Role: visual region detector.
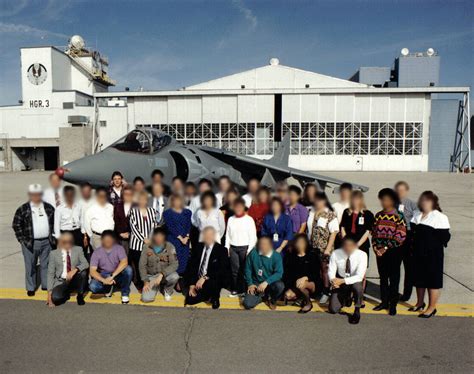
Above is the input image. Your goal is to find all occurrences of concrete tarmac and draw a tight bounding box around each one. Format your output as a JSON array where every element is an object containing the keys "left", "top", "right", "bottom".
[{"left": 1, "top": 300, "right": 473, "bottom": 373}]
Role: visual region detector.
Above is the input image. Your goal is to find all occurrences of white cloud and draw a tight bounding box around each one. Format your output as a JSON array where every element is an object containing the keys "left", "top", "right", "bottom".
[
  {"left": 232, "top": 0, "right": 257, "bottom": 31},
  {"left": 0, "top": 22, "right": 69, "bottom": 39}
]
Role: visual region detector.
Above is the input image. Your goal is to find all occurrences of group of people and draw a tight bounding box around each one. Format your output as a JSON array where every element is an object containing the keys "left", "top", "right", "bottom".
[{"left": 12, "top": 170, "right": 451, "bottom": 324}]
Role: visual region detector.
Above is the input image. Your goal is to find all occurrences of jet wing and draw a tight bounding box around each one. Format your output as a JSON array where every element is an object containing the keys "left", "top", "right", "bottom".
[{"left": 197, "top": 145, "right": 368, "bottom": 192}]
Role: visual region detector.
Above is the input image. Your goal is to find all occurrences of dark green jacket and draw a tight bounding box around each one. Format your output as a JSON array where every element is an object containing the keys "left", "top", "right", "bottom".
[{"left": 245, "top": 248, "right": 283, "bottom": 286}]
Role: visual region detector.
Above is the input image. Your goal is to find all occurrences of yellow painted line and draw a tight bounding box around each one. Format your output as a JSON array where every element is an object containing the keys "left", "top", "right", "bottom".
[{"left": 0, "top": 288, "right": 472, "bottom": 317}]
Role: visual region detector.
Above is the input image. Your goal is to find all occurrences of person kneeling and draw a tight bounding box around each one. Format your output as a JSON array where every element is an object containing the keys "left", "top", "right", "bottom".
[
  {"left": 140, "top": 227, "right": 179, "bottom": 302},
  {"left": 184, "top": 226, "right": 230, "bottom": 309},
  {"left": 47, "top": 232, "right": 89, "bottom": 307},
  {"left": 328, "top": 235, "right": 367, "bottom": 324},
  {"left": 243, "top": 236, "right": 284, "bottom": 310},
  {"left": 89, "top": 230, "right": 133, "bottom": 304}
]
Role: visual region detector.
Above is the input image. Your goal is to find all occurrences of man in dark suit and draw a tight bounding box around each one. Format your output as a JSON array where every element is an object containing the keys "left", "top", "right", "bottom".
[
  {"left": 184, "top": 226, "right": 230, "bottom": 309},
  {"left": 47, "top": 232, "right": 89, "bottom": 307},
  {"left": 12, "top": 184, "right": 55, "bottom": 296},
  {"left": 114, "top": 185, "right": 135, "bottom": 253},
  {"left": 147, "top": 182, "right": 168, "bottom": 225}
]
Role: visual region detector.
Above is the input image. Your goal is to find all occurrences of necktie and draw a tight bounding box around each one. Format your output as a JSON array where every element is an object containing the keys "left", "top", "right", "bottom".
[
  {"left": 55, "top": 191, "right": 60, "bottom": 207},
  {"left": 345, "top": 256, "right": 351, "bottom": 275},
  {"left": 67, "top": 252, "right": 71, "bottom": 272},
  {"left": 199, "top": 247, "right": 210, "bottom": 278}
]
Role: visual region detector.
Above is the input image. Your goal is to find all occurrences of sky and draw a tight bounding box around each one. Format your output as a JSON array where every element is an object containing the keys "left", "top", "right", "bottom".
[{"left": 0, "top": 0, "right": 472, "bottom": 105}]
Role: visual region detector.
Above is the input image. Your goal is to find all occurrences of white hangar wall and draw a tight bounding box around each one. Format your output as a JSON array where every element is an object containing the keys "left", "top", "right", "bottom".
[{"left": 98, "top": 92, "right": 430, "bottom": 171}]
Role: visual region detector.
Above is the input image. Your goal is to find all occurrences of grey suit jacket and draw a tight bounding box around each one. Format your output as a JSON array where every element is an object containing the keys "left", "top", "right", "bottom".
[
  {"left": 147, "top": 196, "right": 168, "bottom": 225},
  {"left": 47, "top": 246, "right": 89, "bottom": 291}
]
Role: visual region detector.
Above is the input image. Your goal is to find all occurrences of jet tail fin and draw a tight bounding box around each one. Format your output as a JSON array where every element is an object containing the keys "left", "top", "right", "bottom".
[{"left": 269, "top": 132, "right": 290, "bottom": 167}]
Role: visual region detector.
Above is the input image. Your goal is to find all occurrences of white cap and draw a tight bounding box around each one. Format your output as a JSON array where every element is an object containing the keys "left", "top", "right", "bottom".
[{"left": 28, "top": 184, "right": 43, "bottom": 194}]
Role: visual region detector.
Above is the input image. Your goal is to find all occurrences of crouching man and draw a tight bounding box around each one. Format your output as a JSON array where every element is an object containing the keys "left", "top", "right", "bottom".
[
  {"left": 328, "top": 235, "right": 367, "bottom": 324},
  {"left": 89, "top": 230, "right": 133, "bottom": 304},
  {"left": 140, "top": 227, "right": 179, "bottom": 302},
  {"left": 243, "top": 236, "right": 284, "bottom": 310},
  {"left": 184, "top": 226, "right": 230, "bottom": 310},
  {"left": 47, "top": 232, "right": 89, "bottom": 307}
]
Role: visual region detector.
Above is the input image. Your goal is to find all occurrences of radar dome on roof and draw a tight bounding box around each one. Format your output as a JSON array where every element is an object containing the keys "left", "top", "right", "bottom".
[
  {"left": 69, "top": 35, "right": 85, "bottom": 51},
  {"left": 269, "top": 58, "right": 280, "bottom": 66}
]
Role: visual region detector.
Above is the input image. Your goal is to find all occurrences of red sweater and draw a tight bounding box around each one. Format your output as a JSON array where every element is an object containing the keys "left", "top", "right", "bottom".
[{"left": 248, "top": 203, "right": 270, "bottom": 233}]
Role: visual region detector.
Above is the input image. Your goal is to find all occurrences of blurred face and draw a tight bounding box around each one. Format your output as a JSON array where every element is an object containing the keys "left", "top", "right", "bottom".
[
  {"left": 271, "top": 200, "right": 282, "bottom": 215},
  {"left": 342, "top": 239, "right": 357, "bottom": 255},
  {"left": 172, "top": 179, "right": 184, "bottom": 192},
  {"left": 219, "top": 178, "right": 231, "bottom": 193},
  {"left": 294, "top": 237, "right": 307, "bottom": 254},
  {"left": 29, "top": 192, "right": 42, "bottom": 204},
  {"left": 289, "top": 191, "right": 300, "bottom": 205},
  {"left": 202, "top": 228, "right": 216, "bottom": 246},
  {"left": 419, "top": 196, "right": 434, "bottom": 212},
  {"left": 199, "top": 183, "right": 211, "bottom": 194},
  {"left": 277, "top": 188, "right": 288, "bottom": 202},
  {"left": 258, "top": 237, "right": 273, "bottom": 255},
  {"left": 234, "top": 202, "right": 245, "bottom": 215},
  {"left": 152, "top": 233, "right": 166, "bottom": 246},
  {"left": 305, "top": 185, "right": 316, "bottom": 202},
  {"left": 380, "top": 195, "right": 395, "bottom": 211},
  {"left": 50, "top": 174, "right": 61, "bottom": 189},
  {"left": 202, "top": 195, "right": 213, "bottom": 209},
  {"left": 352, "top": 195, "right": 364, "bottom": 211},
  {"left": 226, "top": 191, "right": 238, "bottom": 204},
  {"left": 138, "top": 194, "right": 148, "bottom": 208},
  {"left": 134, "top": 181, "right": 145, "bottom": 193},
  {"left": 258, "top": 190, "right": 269, "bottom": 204},
  {"left": 152, "top": 174, "right": 162, "bottom": 184},
  {"left": 101, "top": 235, "right": 115, "bottom": 249},
  {"left": 96, "top": 191, "right": 107, "bottom": 205},
  {"left": 171, "top": 196, "right": 184, "bottom": 210},
  {"left": 81, "top": 186, "right": 92, "bottom": 200},
  {"left": 314, "top": 198, "right": 326, "bottom": 211},
  {"left": 58, "top": 234, "right": 74, "bottom": 250},
  {"left": 340, "top": 188, "right": 351, "bottom": 202},
  {"left": 396, "top": 184, "right": 409, "bottom": 200},
  {"left": 123, "top": 189, "right": 134, "bottom": 204},
  {"left": 185, "top": 185, "right": 197, "bottom": 197},
  {"left": 248, "top": 180, "right": 260, "bottom": 194},
  {"left": 64, "top": 190, "right": 75, "bottom": 205},
  {"left": 152, "top": 183, "right": 163, "bottom": 197},
  {"left": 112, "top": 175, "right": 122, "bottom": 188}
]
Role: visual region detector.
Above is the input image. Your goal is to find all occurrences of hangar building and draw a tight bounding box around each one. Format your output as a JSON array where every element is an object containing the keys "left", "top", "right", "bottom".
[{"left": 0, "top": 37, "right": 470, "bottom": 173}]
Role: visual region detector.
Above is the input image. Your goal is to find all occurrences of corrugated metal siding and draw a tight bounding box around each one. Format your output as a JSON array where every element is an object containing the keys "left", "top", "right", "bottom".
[{"left": 428, "top": 99, "right": 459, "bottom": 171}]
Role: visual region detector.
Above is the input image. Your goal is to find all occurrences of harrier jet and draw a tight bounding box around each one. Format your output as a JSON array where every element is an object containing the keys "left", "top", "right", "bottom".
[{"left": 58, "top": 128, "right": 367, "bottom": 191}]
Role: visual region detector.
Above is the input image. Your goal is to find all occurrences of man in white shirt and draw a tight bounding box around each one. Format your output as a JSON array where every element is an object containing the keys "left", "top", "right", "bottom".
[
  {"left": 242, "top": 177, "right": 260, "bottom": 208},
  {"left": 189, "top": 179, "right": 213, "bottom": 249},
  {"left": 332, "top": 183, "right": 353, "bottom": 223},
  {"left": 225, "top": 198, "right": 257, "bottom": 296},
  {"left": 83, "top": 187, "right": 115, "bottom": 250},
  {"left": 328, "top": 235, "right": 367, "bottom": 324},
  {"left": 54, "top": 186, "right": 82, "bottom": 245},
  {"left": 43, "top": 173, "right": 63, "bottom": 208},
  {"left": 12, "top": 184, "right": 55, "bottom": 296},
  {"left": 148, "top": 182, "right": 168, "bottom": 224},
  {"left": 215, "top": 175, "right": 232, "bottom": 209}
]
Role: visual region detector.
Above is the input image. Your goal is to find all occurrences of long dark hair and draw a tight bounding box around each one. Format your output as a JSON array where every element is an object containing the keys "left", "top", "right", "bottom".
[
  {"left": 418, "top": 190, "right": 442, "bottom": 212},
  {"left": 313, "top": 191, "right": 333, "bottom": 211},
  {"left": 289, "top": 234, "right": 310, "bottom": 254}
]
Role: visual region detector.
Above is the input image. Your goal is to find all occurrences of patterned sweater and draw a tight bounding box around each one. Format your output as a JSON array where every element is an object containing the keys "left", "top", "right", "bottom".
[{"left": 372, "top": 209, "right": 407, "bottom": 249}]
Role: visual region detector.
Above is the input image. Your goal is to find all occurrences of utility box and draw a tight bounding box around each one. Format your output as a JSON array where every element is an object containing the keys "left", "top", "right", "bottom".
[{"left": 59, "top": 126, "right": 93, "bottom": 166}]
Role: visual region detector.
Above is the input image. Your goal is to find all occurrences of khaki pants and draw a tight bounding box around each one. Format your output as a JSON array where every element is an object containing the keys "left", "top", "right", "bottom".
[
  {"left": 141, "top": 273, "right": 180, "bottom": 302},
  {"left": 91, "top": 233, "right": 102, "bottom": 251}
]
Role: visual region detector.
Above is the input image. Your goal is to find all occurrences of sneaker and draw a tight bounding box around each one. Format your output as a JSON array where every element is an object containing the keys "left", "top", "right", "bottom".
[
  {"left": 164, "top": 292, "right": 172, "bottom": 302},
  {"left": 319, "top": 294, "right": 329, "bottom": 305},
  {"left": 121, "top": 296, "right": 130, "bottom": 304},
  {"left": 229, "top": 291, "right": 240, "bottom": 298}
]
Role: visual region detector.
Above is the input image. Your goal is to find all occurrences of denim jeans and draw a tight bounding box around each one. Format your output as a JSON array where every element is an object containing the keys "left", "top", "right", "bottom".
[
  {"left": 243, "top": 280, "right": 285, "bottom": 309},
  {"left": 89, "top": 266, "right": 133, "bottom": 297}
]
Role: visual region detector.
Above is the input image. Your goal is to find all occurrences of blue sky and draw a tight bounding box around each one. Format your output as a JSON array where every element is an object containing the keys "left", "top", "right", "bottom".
[{"left": 0, "top": 0, "right": 472, "bottom": 105}]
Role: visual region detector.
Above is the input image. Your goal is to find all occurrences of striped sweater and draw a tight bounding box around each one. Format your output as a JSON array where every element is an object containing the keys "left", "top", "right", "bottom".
[{"left": 372, "top": 209, "right": 406, "bottom": 249}]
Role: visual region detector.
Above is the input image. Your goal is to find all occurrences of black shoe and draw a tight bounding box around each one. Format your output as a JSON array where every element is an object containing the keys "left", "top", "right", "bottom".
[
  {"left": 77, "top": 294, "right": 85, "bottom": 306},
  {"left": 212, "top": 299, "right": 220, "bottom": 310},
  {"left": 41, "top": 287, "right": 47, "bottom": 291},
  {"left": 27, "top": 290, "right": 35, "bottom": 297},
  {"left": 418, "top": 309, "right": 437, "bottom": 318},
  {"left": 389, "top": 304, "right": 397, "bottom": 316},
  {"left": 408, "top": 303, "right": 426, "bottom": 312},
  {"left": 372, "top": 303, "right": 388, "bottom": 311},
  {"left": 349, "top": 310, "right": 361, "bottom": 324}
]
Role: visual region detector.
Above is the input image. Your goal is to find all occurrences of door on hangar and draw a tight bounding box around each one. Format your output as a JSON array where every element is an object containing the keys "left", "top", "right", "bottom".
[{"left": 44, "top": 147, "right": 59, "bottom": 170}]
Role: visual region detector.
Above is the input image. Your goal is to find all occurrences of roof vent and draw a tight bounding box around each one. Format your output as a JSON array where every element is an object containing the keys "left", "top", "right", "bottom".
[{"left": 269, "top": 58, "right": 279, "bottom": 66}]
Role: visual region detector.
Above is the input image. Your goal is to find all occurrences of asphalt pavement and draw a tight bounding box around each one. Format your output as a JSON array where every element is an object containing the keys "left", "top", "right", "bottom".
[{"left": 1, "top": 299, "right": 473, "bottom": 373}]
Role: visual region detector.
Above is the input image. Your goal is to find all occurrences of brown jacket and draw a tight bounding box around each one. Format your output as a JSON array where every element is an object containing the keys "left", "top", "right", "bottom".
[{"left": 139, "top": 241, "right": 178, "bottom": 282}]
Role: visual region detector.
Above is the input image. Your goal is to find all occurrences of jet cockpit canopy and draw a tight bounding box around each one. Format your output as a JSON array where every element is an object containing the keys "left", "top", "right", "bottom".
[{"left": 112, "top": 128, "right": 172, "bottom": 154}]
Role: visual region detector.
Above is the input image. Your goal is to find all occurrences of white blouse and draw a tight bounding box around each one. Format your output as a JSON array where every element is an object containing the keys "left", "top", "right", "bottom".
[{"left": 195, "top": 208, "right": 226, "bottom": 243}]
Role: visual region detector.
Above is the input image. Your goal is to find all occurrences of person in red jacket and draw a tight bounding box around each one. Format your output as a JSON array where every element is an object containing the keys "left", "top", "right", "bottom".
[{"left": 248, "top": 186, "right": 271, "bottom": 236}]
